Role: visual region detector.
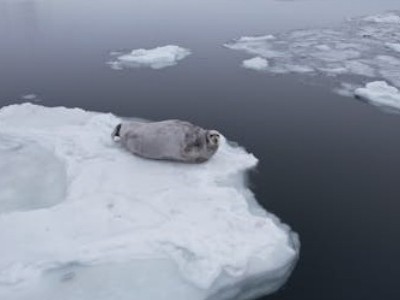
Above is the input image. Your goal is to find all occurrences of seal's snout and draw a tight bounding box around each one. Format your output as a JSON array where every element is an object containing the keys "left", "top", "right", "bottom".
[
  {"left": 112, "top": 123, "right": 122, "bottom": 142},
  {"left": 207, "top": 130, "right": 220, "bottom": 147}
]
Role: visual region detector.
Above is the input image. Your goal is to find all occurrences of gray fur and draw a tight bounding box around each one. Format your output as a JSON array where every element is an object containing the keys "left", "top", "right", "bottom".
[{"left": 112, "top": 120, "right": 220, "bottom": 163}]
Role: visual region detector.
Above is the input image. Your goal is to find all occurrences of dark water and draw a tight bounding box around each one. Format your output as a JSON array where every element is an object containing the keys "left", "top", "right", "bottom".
[{"left": 1, "top": 0, "right": 400, "bottom": 299}]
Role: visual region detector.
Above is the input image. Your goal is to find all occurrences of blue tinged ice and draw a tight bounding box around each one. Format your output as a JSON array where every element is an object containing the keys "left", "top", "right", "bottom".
[{"left": 0, "top": 104, "right": 299, "bottom": 300}]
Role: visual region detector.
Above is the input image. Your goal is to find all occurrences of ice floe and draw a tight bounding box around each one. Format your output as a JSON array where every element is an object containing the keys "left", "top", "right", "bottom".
[
  {"left": 355, "top": 81, "right": 400, "bottom": 111},
  {"left": 226, "top": 11, "right": 400, "bottom": 110},
  {"left": 0, "top": 104, "right": 299, "bottom": 300},
  {"left": 109, "top": 45, "right": 191, "bottom": 70},
  {"left": 242, "top": 57, "right": 269, "bottom": 71}
]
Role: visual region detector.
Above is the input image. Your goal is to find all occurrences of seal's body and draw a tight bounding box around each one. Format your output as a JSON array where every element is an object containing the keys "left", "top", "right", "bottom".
[{"left": 112, "top": 120, "right": 220, "bottom": 163}]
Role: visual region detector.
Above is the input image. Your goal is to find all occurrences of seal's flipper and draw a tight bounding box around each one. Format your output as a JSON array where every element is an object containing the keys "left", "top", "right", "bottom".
[{"left": 112, "top": 123, "right": 122, "bottom": 142}]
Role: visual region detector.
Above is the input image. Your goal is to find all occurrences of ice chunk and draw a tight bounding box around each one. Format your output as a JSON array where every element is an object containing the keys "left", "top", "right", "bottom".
[
  {"left": 237, "top": 35, "right": 276, "bottom": 43},
  {"left": 108, "top": 45, "right": 191, "bottom": 70},
  {"left": 0, "top": 104, "right": 299, "bottom": 300},
  {"left": 226, "top": 10, "right": 400, "bottom": 108},
  {"left": 355, "top": 81, "right": 400, "bottom": 111},
  {"left": 385, "top": 43, "right": 400, "bottom": 53},
  {"left": 284, "top": 64, "right": 314, "bottom": 74},
  {"left": 343, "top": 60, "right": 376, "bottom": 77},
  {"left": 242, "top": 57, "right": 269, "bottom": 71}
]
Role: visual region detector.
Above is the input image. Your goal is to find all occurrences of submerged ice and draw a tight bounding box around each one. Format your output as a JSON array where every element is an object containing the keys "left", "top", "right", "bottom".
[
  {"left": 109, "top": 45, "right": 191, "bottom": 70},
  {"left": 226, "top": 11, "right": 400, "bottom": 111},
  {"left": 0, "top": 104, "right": 299, "bottom": 300}
]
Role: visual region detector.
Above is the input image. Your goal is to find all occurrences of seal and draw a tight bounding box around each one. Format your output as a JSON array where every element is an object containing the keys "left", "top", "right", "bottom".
[{"left": 112, "top": 120, "right": 220, "bottom": 163}]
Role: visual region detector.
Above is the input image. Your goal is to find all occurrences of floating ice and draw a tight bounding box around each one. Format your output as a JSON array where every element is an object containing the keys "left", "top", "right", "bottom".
[
  {"left": 0, "top": 104, "right": 299, "bottom": 300},
  {"left": 109, "top": 45, "right": 191, "bottom": 70},
  {"left": 226, "top": 11, "right": 400, "bottom": 108},
  {"left": 242, "top": 57, "right": 269, "bottom": 71},
  {"left": 355, "top": 81, "right": 400, "bottom": 112}
]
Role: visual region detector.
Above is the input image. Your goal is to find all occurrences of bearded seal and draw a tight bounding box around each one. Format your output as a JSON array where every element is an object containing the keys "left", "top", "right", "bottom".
[{"left": 112, "top": 120, "right": 220, "bottom": 163}]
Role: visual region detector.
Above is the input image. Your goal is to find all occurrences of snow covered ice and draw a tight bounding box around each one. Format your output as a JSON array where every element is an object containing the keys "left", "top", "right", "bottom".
[
  {"left": 0, "top": 104, "right": 299, "bottom": 300},
  {"left": 226, "top": 11, "right": 400, "bottom": 111},
  {"left": 109, "top": 45, "right": 191, "bottom": 70}
]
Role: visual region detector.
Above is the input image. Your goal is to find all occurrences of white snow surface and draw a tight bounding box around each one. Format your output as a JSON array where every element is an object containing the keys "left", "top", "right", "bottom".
[
  {"left": 355, "top": 81, "right": 400, "bottom": 111},
  {"left": 226, "top": 11, "right": 400, "bottom": 105},
  {"left": 109, "top": 45, "right": 191, "bottom": 70},
  {"left": 0, "top": 104, "right": 299, "bottom": 300},
  {"left": 242, "top": 57, "right": 269, "bottom": 71}
]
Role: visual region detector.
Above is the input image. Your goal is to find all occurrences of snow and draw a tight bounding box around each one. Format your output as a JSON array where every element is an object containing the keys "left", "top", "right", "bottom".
[
  {"left": 242, "top": 57, "right": 269, "bottom": 71},
  {"left": 355, "top": 81, "right": 400, "bottom": 111},
  {"left": 0, "top": 104, "right": 299, "bottom": 300},
  {"left": 225, "top": 11, "right": 400, "bottom": 104},
  {"left": 108, "top": 45, "right": 191, "bottom": 70}
]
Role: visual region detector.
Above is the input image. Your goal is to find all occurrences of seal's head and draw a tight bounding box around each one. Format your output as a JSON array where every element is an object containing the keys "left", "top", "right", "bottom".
[{"left": 206, "top": 130, "right": 220, "bottom": 149}]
